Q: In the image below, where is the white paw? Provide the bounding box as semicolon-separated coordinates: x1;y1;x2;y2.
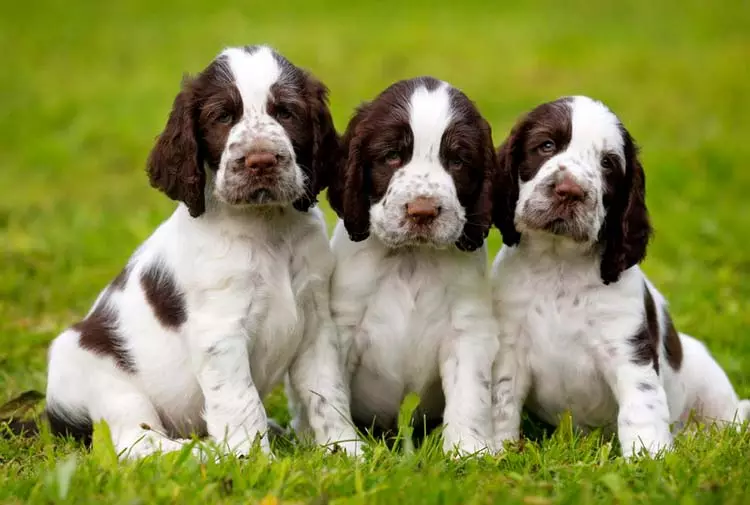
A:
214;430;272;459
620;426;673;459
330;438;365;459
443;431;492;457
493;431;520;454
118;434;193;460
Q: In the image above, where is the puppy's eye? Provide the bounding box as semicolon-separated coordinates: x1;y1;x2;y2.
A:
538;140;556;154
447;156;464;170
384;151;402;168
217;111;234;124
601;155;615;169
273;105;293;120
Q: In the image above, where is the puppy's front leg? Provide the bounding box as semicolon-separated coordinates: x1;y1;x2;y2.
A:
490;339;528;453
440;329;495;456
602;359;672;458
288;289;362;457
191;331;269;456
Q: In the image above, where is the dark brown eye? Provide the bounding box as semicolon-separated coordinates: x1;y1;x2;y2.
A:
273;104;292;120
384;151;402;169
217;111;234;124
447;156;464;170
601;155;615;169
538;140;556;154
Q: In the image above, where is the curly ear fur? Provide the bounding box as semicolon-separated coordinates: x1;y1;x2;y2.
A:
293;75;339;212
599;126;652;284
493;125;523;247
146;78;206;218
327;103;372;242
455;118;495;252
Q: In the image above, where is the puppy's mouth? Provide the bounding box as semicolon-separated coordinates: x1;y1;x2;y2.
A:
520;201;591;242
380;222;462;249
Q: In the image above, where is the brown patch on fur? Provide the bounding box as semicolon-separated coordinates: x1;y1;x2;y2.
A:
140;261;187;329
328;76;495;250
494;98;573;246
76;297;135;373
630;283;660;374
663;310;683;370
47;408;93;446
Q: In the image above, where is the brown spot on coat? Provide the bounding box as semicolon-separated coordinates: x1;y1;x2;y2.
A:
140;261;187;329
76;298;135;373
630;283;659;374
663;311;684;370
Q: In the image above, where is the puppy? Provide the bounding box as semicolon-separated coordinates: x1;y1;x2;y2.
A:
325;77;501;455
42;45;360;459
489;95;750;458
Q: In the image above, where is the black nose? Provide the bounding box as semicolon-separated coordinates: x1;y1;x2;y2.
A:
244;152;278;173
554;174;585;201
406;196;441;225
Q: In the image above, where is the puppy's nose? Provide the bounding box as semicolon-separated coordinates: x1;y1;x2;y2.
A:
554;173;585;201
406;196;441;225
245;152;278;172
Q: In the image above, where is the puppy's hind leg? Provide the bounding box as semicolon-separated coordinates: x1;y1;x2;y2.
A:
677;334;748;427
47;332;194;460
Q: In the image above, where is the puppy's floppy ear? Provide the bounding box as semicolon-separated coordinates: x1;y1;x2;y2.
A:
327;103;372;242
294;74;339;212
456;118;495;252
599;126;652;284
147;77;206;218
493;123;523;247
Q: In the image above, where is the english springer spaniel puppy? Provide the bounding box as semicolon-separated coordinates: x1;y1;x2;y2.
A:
490;95;750;458
42;45;361;459
325;77;502;455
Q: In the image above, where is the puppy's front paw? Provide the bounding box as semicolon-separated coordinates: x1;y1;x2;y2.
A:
620;424;673;459
443;428;492;458
331;438;365;459
493;431;520;455
214;430;272;459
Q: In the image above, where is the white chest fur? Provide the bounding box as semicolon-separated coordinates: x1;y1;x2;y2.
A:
492;242;643;431
330;222;496;429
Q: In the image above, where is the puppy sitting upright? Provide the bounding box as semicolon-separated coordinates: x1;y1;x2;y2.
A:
43;45;360;459
490;95;749;458
326;77;502;455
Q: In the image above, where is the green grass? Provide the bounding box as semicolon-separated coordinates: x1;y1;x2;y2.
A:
1;0;749;503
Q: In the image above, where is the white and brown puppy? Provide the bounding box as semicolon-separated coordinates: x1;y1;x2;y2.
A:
326;77;502;455
42;45;361;459
489;95;750;458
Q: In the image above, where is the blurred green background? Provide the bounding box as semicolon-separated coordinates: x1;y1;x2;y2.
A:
1;0;749;401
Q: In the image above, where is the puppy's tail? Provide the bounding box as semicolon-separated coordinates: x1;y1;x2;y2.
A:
0;390;45;439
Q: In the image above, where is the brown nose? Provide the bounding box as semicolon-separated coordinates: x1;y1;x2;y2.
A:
554;173;585;201
244;152;278;172
406;197;441;225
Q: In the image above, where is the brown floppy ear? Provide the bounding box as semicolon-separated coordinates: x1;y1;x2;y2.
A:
293;75;339;212
327;103;372;242
456;118;495;252
146;78;206;217
599;126;652;284
493;124;522;247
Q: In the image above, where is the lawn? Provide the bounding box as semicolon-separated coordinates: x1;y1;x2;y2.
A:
1;0;749;503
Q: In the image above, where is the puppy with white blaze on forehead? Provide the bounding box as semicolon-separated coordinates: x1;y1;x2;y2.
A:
327;77;505;455
37;45;362;459
490;95;750;458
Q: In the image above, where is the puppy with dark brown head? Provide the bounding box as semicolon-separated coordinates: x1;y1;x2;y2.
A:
42;45;361;459
489;95;749;458
327;77;500;455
